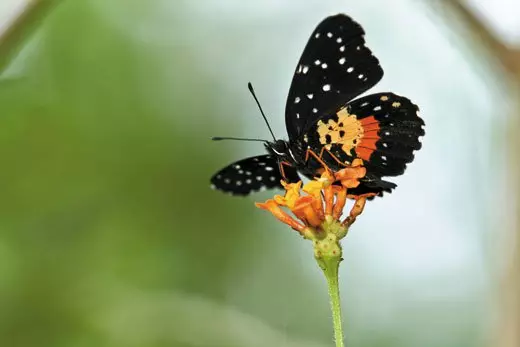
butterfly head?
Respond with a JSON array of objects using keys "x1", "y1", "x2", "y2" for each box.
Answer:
[{"x1": 266, "y1": 140, "x2": 294, "y2": 161}]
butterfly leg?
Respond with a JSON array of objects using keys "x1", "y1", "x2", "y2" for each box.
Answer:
[
  {"x1": 304, "y1": 149, "x2": 332, "y2": 175},
  {"x1": 279, "y1": 161, "x2": 293, "y2": 181},
  {"x1": 318, "y1": 147, "x2": 351, "y2": 168}
]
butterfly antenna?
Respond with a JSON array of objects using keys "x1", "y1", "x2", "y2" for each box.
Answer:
[
  {"x1": 211, "y1": 136, "x2": 267, "y2": 143},
  {"x1": 248, "y1": 82, "x2": 277, "y2": 142}
]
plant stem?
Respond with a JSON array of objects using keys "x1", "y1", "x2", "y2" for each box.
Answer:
[
  {"x1": 0, "y1": 0, "x2": 61, "y2": 75},
  {"x1": 324, "y1": 257, "x2": 344, "y2": 347},
  {"x1": 315, "y1": 233, "x2": 345, "y2": 347}
]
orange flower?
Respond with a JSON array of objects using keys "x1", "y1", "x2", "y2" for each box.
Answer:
[
  {"x1": 334, "y1": 159, "x2": 366, "y2": 189},
  {"x1": 273, "y1": 181, "x2": 302, "y2": 209},
  {"x1": 255, "y1": 160, "x2": 372, "y2": 238},
  {"x1": 255, "y1": 199, "x2": 306, "y2": 233},
  {"x1": 292, "y1": 195, "x2": 322, "y2": 228}
]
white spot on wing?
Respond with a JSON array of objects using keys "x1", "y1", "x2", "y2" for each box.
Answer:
[
  {"x1": 312, "y1": 108, "x2": 318, "y2": 113},
  {"x1": 336, "y1": 38, "x2": 342, "y2": 43},
  {"x1": 358, "y1": 74, "x2": 364, "y2": 79},
  {"x1": 322, "y1": 84, "x2": 331, "y2": 91},
  {"x1": 339, "y1": 57, "x2": 346, "y2": 65},
  {"x1": 327, "y1": 32, "x2": 333, "y2": 38},
  {"x1": 256, "y1": 176, "x2": 263, "y2": 181},
  {"x1": 314, "y1": 59, "x2": 321, "y2": 65},
  {"x1": 302, "y1": 65, "x2": 309, "y2": 74},
  {"x1": 340, "y1": 46, "x2": 345, "y2": 52},
  {"x1": 373, "y1": 106, "x2": 382, "y2": 111},
  {"x1": 294, "y1": 96, "x2": 300, "y2": 104},
  {"x1": 307, "y1": 94, "x2": 313, "y2": 99},
  {"x1": 265, "y1": 167, "x2": 273, "y2": 171},
  {"x1": 347, "y1": 67, "x2": 354, "y2": 73},
  {"x1": 321, "y1": 63, "x2": 328, "y2": 69}
]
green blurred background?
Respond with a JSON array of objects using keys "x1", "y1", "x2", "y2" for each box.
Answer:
[{"x1": 0, "y1": 1, "x2": 518, "y2": 346}]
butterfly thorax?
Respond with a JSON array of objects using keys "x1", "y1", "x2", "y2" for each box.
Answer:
[
  {"x1": 265, "y1": 139, "x2": 323, "y2": 179},
  {"x1": 265, "y1": 140, "x2": 295, "y2": 163}
]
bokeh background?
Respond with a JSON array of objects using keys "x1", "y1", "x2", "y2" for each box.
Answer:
[{"x1": 0, "y1": 1, "x2": 519, "y2": 347}]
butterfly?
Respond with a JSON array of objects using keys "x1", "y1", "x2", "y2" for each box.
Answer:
[{"x1": 211, "y1": 14, "x2": 425, "y2": 197}]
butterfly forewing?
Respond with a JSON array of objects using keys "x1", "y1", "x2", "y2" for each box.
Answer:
[
  {"x1": 285, "y1": 14, "x2": 384, "y2": 140},
  {"x1": 210, "y1": 155, "x2": 299, "y2": 196}
]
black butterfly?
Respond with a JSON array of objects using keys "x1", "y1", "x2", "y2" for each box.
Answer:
[{"x1": 211, "y1": 14, "x2": 424, "y2": 196}]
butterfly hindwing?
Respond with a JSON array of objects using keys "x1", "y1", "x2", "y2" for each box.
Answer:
[
  {"x1": 347, "y1": 174, "x2": 397, "y2": 199},
  {"x1": 285, "y1": 14, "x2": 384, "y2": 140},
  {"x1": 304, "y1": 92, "x2": 424, "y2": 178},
  {"x1": 210, "y1": 155, "x2": 299, "y2": 196}
]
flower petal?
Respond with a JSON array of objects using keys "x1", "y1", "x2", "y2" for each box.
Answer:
[
  {"x1": 292, "y1": 196, "x2": 323, "y2": 228},
  {"x1": 255, "y1": 199, "x2": 306, "y2": 232},
  {"x1": 335, "y1": 166, "x2": 367, "y2": 181},
  {"x1": 302, "y1": 180, "x2": 324, "y2": 198},
  {"x1": 281, "y1": 181, "x2": 302, "y2": 209},
  {"x1": 343, "y1": 196, "x2": 370, "y2": 226},
  {"x1": 323, "y1": 185, "x2": 335, "y2": 216},
  {"x1": 332, "y1": 186, "x2": 348, "y2": 220}
]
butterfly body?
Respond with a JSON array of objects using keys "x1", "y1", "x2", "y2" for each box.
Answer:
[
  {"x1": 211, "y1": 14, "x2": 424, "y2": 197},
  {"x1": 265, "y1": 139, "x2": 321, "y2": 181}
]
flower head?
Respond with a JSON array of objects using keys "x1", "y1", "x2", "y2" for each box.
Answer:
[
  {"x1": 255, "y1": 160, "x2": 375, "y2": 242},
  {"x1": 255, "y1": 161, "x2": 376, "y2": 285}
]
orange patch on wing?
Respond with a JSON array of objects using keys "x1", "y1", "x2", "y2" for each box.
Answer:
[
  {"x1": 360, "y1": 116, "x2": 380, "y2": 128},
  {"x1": 355, "y1": 116, "x2": 380, "y2": 160},
  {"x1": 316, "y1": 108, "x2": 364, "y2": 156},
  {"x1": 315, "y1": 111, "x2": 381, "y2": 161}
]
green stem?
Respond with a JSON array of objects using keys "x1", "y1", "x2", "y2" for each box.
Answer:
[
  {"x1": 323, "y1": 256, "x2": 344, "y2": 347},
  {"x1": 0, "y1": 0, "x2": 62, "y2": 75},
  {"x1": 314, "y1": 231, "x2": 345, "y2": 347}
]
